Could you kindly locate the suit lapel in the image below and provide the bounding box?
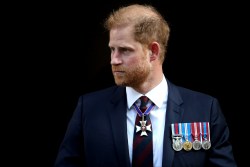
[106,87,130,167]
[162,81,184,167]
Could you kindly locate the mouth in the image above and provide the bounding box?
[113,71,125,76]
[112,66,125,75]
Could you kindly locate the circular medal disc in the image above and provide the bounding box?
[192,140,202,150]
[173,139,182,151]
[183,140,192,151]
[202,140,211,150]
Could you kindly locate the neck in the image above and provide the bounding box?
[134,70,163,94]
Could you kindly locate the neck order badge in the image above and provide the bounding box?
[133,96,155,136]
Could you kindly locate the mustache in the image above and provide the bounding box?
[112,66,126,71]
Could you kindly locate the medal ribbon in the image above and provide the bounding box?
[184,123,192,141]
[201,122,210,141]
[171,124,175,135]
[178,123,183,142]
[191,122,200,141]
[133,103,155,117]
[180,123,191,143]
[171,123,182,136]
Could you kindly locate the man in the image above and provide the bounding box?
[55,4,237,167]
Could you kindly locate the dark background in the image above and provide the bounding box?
[5,0,247,166]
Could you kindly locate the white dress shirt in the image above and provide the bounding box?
[126,75,168,167]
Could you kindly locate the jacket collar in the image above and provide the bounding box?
[162,79,184,167]
[108,87,130,167]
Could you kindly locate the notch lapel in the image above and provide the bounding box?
[162,81,184,167]
[106,87,130,167]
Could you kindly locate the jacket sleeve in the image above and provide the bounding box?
[208,98,237,167]
[54,96,85,167]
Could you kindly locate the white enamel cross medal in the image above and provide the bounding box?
[136,114,152,136]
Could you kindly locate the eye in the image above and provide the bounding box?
[120,48,128,52]
[109,47,115,53]
[119,47,130,54]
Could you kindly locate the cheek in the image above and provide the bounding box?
[125,57,140,66]
[131,54,148,63]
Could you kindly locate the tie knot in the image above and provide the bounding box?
[139,96,149,112]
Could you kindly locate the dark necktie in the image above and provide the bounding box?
[132,96,153,167]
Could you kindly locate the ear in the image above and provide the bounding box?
[149,42,160,62]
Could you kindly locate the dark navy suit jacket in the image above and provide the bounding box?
[55,80,237,167]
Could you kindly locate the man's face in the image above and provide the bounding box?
[109,25,151,88]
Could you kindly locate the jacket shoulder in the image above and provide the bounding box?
[177,86,215,100]
[80,86,125,100]
[167,80,217,103]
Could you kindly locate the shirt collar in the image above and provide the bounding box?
[126,75,168,109]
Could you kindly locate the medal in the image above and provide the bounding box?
[183,140,192,151]
[183,123,192,151]
[171,123,183,151]
[201,122,211,150]
[172,134,183,151]
[135,114,151,136]
[202,139,211,150]
[193,140,202,150]
[191,122,202,150]
[133,102,155,137]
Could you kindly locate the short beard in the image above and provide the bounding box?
[112,62,150,88]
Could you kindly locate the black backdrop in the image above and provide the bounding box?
[7,1,247,166]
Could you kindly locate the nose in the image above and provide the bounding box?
[110,52,122,65]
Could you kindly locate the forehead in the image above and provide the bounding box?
[109,25,135,46]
